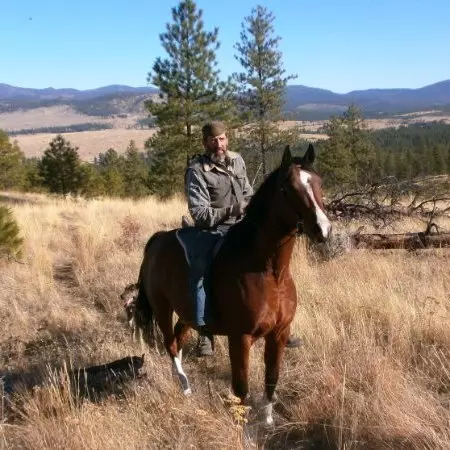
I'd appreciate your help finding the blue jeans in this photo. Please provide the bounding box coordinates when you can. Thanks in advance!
[191,276,207,327]
[177,227,224,326]
[187,231,223,326]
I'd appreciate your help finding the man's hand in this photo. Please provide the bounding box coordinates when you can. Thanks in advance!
[229,201,247,218]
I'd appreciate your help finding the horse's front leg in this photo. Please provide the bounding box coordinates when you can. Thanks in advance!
[263,327,290,425]
[228,334,252,402]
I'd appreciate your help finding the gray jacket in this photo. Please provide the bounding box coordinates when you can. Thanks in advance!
[185,151,253,230]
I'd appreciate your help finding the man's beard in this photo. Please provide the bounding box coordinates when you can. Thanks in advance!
[210,150,228,164]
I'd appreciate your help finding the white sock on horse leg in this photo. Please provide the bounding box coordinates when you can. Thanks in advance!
[173,356,191,395]
[262,395,274,425]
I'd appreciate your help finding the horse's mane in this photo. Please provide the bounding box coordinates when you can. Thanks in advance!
[242,156,315,225]
[244,167,281,224]
[223,165,283,251]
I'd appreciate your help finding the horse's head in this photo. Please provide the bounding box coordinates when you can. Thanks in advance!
[277,144,331,242]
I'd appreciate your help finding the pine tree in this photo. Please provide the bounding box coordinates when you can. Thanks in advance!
[24,157,44,192]
[317,115,353,188]
[96,148,124,172]
[39,135,83,195]
[0,130,26,190]
[79,163,105,198]
[233,5,296,177]
[122,140,149,198]
[147,132,189,198]
[430,144,447,175]
[383,151,396,177]
[95,148,125,197]
[318,105,376,189]
[236,125,305,187]
[343,105,377,185]
[146,0,232,196]
[0,205,23,260]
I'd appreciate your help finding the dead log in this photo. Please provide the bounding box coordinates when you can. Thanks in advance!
[350,232,450,250]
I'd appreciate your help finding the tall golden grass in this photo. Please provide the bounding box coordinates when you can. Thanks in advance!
[1,192,449,449]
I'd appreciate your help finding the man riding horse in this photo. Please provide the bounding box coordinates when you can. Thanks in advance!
[185,121,302,356]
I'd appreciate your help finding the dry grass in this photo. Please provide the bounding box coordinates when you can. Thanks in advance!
[1,191,449,449]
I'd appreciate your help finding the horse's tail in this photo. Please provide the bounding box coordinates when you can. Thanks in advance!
[134,232,162,330]
[134,271,153,331]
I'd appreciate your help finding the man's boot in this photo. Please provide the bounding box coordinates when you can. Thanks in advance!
[285,334,303,348]
[196,328,214,357]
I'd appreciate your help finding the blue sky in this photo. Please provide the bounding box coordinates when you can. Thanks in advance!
[2,0,449,93]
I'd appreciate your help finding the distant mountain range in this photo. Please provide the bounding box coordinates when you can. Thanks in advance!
[1,80,450,120]
[0,84,157,101]
[284,80,450,119]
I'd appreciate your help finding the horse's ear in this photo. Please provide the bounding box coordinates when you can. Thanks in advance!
[281,145,292,167]
[304,143,315,165]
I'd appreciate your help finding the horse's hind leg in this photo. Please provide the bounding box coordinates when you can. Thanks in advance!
[156,303,192,395]
[173,319,191,362]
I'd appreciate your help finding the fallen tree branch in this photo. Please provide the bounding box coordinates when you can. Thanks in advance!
[350,232,450,250]
[326,177,450,228]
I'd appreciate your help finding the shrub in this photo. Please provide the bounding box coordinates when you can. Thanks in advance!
[115,215,141,253]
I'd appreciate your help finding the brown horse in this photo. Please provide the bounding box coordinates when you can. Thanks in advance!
[133,144,331,424]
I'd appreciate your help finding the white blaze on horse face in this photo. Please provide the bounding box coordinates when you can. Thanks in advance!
[299,170,331,239]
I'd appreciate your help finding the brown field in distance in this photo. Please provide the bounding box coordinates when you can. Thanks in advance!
[1,191,449,448]
[10,123,326,161]
[2,105,450,160]
[13,129,157,161]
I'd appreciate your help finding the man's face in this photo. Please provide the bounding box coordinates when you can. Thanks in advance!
[204,132,228,161]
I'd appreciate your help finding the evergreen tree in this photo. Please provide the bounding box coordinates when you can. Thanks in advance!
[233,5,296,177]
[23,157,44,192]
[0,206,23,260]
[79,163,105,198]
[39,135,83,195]
[147,132,187,198]
[446,145,450,172]
[146,0,233,197]
[383,150,396,177]
[102,169,125,197]
[317,115,353,187]
[237,125,305,187]
[394,150,408,180]
[343,105,377,185]
[95,148,125,196]
[430,144,447,175]
[369,122,450,181]
[122,140,149,198]
[318,105,376,189]
[0,130,26,190]
[96,148,124,172]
